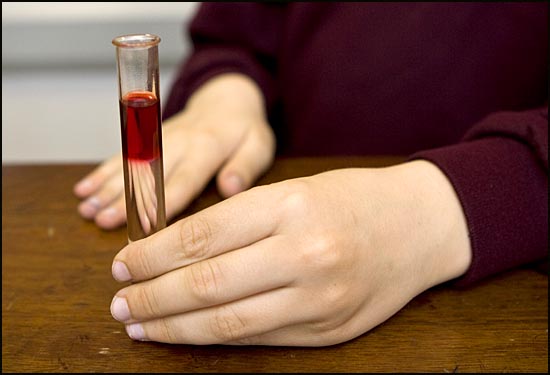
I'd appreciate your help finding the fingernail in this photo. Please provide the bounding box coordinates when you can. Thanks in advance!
[86,196,101,208]
[100,207,117,218]
[112,261,132,282]
[126,323,147,341]
[78,197,101,219]
[111,296,131,322]
[226,173,244,195]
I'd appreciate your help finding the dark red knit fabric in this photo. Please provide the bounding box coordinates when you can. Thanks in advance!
[163,3,548,286]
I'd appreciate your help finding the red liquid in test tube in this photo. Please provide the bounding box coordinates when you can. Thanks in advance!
[119,91,166,241]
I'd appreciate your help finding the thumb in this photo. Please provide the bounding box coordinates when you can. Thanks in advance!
[217,126,275,198]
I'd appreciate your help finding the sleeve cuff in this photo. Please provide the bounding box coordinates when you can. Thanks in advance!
[410,137,548,287]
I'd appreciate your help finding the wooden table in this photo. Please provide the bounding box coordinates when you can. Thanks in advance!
[2,158,548,373]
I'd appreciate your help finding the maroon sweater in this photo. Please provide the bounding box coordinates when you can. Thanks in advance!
[163,3,548,287]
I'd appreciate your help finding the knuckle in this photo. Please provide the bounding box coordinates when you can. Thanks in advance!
[156,318,180,344]
[309,304,351,334]
[209,305,248,342]
[306,285,356,339]
[132,284,161,319]
[322,283,350,313]
[279,180,312,217]
[132,244,155,279]
[298,234,341,271]
[177,217,213,260]
[187,260,223,304]
[310,318,343,334]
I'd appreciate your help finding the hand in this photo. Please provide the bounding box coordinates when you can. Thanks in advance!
[73,73,275,229]
[109,160,471,346]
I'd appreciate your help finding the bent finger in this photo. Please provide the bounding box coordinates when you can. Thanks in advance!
[217,125,275,198]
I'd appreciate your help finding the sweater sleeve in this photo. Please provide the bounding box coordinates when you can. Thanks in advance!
[410,106,548,287]
[162,3,284,121]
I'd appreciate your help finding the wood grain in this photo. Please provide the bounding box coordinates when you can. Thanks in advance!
[2,158,547,373]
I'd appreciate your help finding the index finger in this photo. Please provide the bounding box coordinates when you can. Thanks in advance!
[112,184,281,282]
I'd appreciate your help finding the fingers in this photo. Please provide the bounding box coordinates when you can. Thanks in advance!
[217,124,275,198]
[132,162,152,235]
[75,154,128,229]
[140,162,159,229]
[73,155,121,198]
[75,108,275,232]
[94,196,127,229]
[163,161,217,222]
[77,170,126,226]
[123,287,304,344]
[163,123,274,224]
[111,235,296,323]
[112,184,280,282]
[162,127,230,221]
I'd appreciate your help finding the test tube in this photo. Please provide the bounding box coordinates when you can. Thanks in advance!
[112,34,166,242]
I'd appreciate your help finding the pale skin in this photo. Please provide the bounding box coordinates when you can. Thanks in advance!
[74,73,472,346]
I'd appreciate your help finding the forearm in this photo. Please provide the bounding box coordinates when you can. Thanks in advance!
[384,161,472,289]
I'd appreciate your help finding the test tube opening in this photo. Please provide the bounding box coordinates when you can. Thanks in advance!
[112,34,161,48]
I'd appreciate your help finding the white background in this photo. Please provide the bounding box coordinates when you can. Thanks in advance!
[2,2,200,164]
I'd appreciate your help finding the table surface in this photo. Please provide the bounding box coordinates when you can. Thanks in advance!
[2,157,548,373]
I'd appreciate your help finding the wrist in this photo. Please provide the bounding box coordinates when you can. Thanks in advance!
[391,160,472,289]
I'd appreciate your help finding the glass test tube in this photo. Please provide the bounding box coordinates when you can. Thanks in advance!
[112,34,166,242]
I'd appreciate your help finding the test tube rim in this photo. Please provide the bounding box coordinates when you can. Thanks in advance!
[112,34,161,48]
